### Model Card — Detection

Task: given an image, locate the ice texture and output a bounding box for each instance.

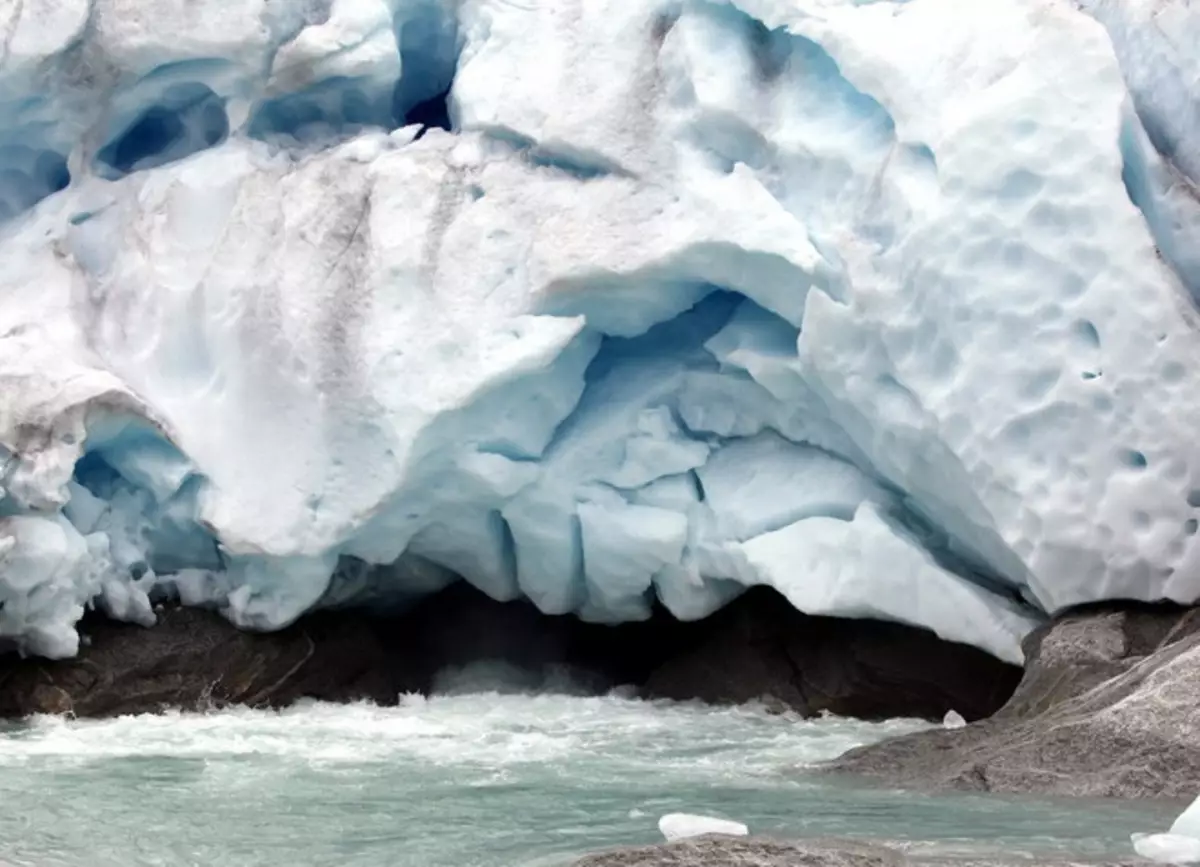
[1173,795,1200,840]
[1131,795,1200,865]
[1132,834,1200,865]
[0,0,1197,662]
[658,813,749,842]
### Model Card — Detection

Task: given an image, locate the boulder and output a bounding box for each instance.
[0,606,395,717]
[572,836,906,867]
[826,605,1200,799]
[570,836,1136,867]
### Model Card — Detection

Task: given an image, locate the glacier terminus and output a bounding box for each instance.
[0,0,1198,665]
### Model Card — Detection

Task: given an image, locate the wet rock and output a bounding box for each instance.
[0,584,1027,722]
[572,836,907,867]
[570,836,1137,867]
[642,588,1022,722]
[827,604,1200,799]
[0,606,395,717]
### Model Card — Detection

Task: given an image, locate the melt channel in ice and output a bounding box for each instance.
[0,0,1198,664]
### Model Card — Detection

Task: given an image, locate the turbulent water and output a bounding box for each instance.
[0,669,1176,867]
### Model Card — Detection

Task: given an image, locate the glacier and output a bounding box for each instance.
[0,0,1197,665]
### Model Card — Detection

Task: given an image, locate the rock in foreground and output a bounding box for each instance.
[827,605,1200,799]
[570,836,1135,867]
[573,837,905,867]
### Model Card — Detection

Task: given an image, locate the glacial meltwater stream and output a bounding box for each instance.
[0,679,1176,867]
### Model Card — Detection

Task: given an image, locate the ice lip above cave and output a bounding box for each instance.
[0,0,1198,664]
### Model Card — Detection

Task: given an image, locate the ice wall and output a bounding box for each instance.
[0,0,1197,663]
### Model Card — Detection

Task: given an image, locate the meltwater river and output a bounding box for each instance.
[0,668,1176,867]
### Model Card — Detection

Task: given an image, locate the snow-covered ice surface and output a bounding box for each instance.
[0,0,1198,660]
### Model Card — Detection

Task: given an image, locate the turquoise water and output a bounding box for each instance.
[0,673,1176,867]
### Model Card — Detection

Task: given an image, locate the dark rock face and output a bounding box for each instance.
[378,582,695,696]
[0,607,396,717]
[570,836,1136,867]
[0,584,1022,722]
[827,604,1200,799]
[642,588,1021,722]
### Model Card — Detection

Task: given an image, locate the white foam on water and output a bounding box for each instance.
[0,694,928,776]
[0,695,1176,867]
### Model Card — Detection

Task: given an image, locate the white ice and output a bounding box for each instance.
[0,0,1198,661]
[942,711,967,731]
[1131,792,1200,864]
[658,813,749,843]
[1132,834,1200,865]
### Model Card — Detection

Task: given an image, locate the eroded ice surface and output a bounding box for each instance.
[0,0,1198,661]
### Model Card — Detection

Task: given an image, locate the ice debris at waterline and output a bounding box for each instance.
[0,0,1198,663]
[941,710,967,730]
[1133,793,1200,865]
[658,813,749,843]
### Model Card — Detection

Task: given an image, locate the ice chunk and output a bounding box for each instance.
[1080,0,1200,184]
[942,710,967,730]
[578,501,687,622]
[731,504,1038,664]
[1130,789,1200,863]
[658,813,749,842]
[696,433,889,541]
[0,516,105,658]
[1171,794,1200,839]
[1132,833,1200,865]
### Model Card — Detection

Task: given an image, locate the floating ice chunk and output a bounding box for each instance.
[1132,833,1200,865]
[942,710,967,730]
[1170,794,1200,839]
[1127,783,1200,862]
[658,813,749,842]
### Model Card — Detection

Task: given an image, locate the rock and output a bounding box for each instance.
[642,588,1022,722]
[0,606,395,717]
[570,836,1137,867]
[0,583,1025,721]
[826,604,1200,799]
[572,836,906,867]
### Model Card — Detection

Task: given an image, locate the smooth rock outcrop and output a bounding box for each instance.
[573,837,906,867]
[570,836,1135,867]
[826,605,1200,799]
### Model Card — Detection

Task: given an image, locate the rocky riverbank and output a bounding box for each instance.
[0,584,1019,722]
[570,835,1138,867]
[826,603,1200,799]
